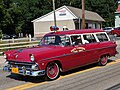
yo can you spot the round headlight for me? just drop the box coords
[30,54,35,61]
[3,54,7,59]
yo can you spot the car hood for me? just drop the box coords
[5,45,65,62]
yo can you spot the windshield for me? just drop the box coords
[39,35,71,46]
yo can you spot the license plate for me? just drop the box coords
[12,67,19,74]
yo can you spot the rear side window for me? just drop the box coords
[96,33,109,42]
[83,34,97,44]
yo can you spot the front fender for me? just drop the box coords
[38,59,62,71]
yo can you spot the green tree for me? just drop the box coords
[0,0,4,32]
[85,0,117,27]
[9,0,54,36]
[0,0,117,37]
[0,0,14,35]
[0,30,2,39]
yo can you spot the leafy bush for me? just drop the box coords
[0,30,2,39]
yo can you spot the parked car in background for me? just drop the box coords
[2,34,11,39]
[111,27,120,37]
[3,29,117,80]
[2,34,18,39]
[102,27,113,34]
[10,34,18,39]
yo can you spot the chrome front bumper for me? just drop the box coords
[3,65,45,77]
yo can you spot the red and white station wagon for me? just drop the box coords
[3,29,117,80]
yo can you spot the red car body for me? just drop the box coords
[111,27,120,37]
[3,29,117,80]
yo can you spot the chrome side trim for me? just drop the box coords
[40,45,116,61]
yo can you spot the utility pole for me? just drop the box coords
[81,0,85,29]
[52,0,57,27]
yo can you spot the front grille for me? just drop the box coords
[8,60,35,70]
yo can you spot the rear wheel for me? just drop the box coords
[98,56,108,66]
[45,62,60,80]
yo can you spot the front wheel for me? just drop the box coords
[45,62,60,80]
[98,56,108,66]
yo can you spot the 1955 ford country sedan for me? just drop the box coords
[3,29,117,80]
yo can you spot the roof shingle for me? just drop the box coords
[66,6,105,22]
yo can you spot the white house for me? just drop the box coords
[115,0,120,28]
[32,5,105,37]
